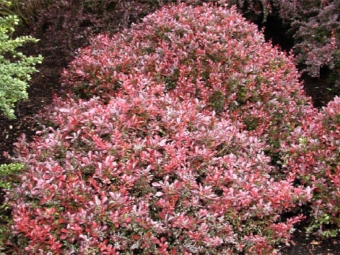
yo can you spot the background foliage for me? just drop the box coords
[4,0,338,88]
[0,0,42,119]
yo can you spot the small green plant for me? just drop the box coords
[0,0,42,119]
[0,162,23,247]
[0,163,23,189]
[0,202,11,247]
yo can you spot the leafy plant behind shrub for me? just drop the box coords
[227,0,340,89]
[0,0,42,119]
[7,3,315,254]
[0,162,23,189]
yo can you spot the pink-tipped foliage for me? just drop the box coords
[11,2,340,254]
[10,85,310,254]
[281,96,340,237]
[62,3,313,154]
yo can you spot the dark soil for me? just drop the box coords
[0,17,339,255]
[280,223,340,255]
[0,40,68,164]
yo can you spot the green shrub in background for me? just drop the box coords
[0,0,42,119]
[0,0,51,26]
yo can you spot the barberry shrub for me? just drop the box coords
[10,92,310,254]
[56,1,340,239]
[62,2,313,160]
[281,97,340,238]
[61,0,340,240]
[7,3,315,254]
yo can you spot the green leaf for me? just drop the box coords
[0,5,42,119]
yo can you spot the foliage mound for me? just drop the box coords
[63,3,312,155]
[8,2,340,254]
[10,92,309,254]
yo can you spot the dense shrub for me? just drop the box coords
[55,1,340,239]
[62,2,313,160]
[6,3,316,254]
[9,92,310,254]
[281,97,340,238]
